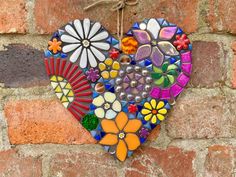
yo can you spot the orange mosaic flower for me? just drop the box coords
[48,38,62,54]
[99,112,142,161]
[121,37,138,54]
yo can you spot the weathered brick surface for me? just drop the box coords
[0,44,49,88]
[4,99,95,145]
[204,145,236,177]
[166,90,231,139]
[34,0,198,34]
[232,41,236,88]
[207,0,236,34]
[126,146,196,177]
[0,0,27,33]
[190,41,226,87]
[49,152,118,177]
[0,149,42,177]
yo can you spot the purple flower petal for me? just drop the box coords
[135,44,152,61]
[151,46,164,67]
[159,27,177,40]
[133,30,151,44]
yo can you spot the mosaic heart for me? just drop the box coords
[44,18,192,161]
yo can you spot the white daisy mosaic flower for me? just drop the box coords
[60,18,111,68]
[92,92,122,119]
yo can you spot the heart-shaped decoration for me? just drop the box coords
[44,18,192,161]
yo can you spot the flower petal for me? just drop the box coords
[74,19,84,39]
[151,46,164,67]
[154,76,164,85]
[65,24,80,40]
[105,109,117,119]
[99,134,118,146]
[83,18,90,38]
[87,49,97,67]
[88,22,101,39]
[62,44,80,53]
[94,107,105,118]
[141,108,151,115]
[144,102,152,110]
[124,120,142,133]
[115,112,128,130]
[135,44,152,61]
[156,101,165,109]
[79,48,88,68]
[101,71,109,79]
[144,113,152,121]
[104,58,113,66]
[110,70,118,78]
[92,95,105,107]
[90,31,109,41]
[158,41,179,56]
[104,92,116,103]
[150,99,157,109]
[158,108,167,114]
[99,63,106,71]
[151,115,157,124]
[112,100,121,112]
[116,140,127,161]
[90,46,106,61]
[159,27,177,40]
[157,114,165,121]
[101,119,119,133]
[147,18,160,39]
[112,61,120,70]
[125,133,140,150]
[132,30,151,44]
[69,46,82,63]
[61,34,80,43]
[92,42,110,50]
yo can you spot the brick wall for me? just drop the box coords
[0,0,236,177]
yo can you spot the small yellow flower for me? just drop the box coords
[141,99,167,124]
[99,58,120,79]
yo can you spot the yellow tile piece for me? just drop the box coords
[61,96,68,102]
[99,63,106,71]
[157,101,165,109]
[110,70,118,78]
[50,75,57,82]
[101,71,109,79]
[112,61,120,70]
[157,114,165,121]
[57,76,64,81]
[55,85,62,93]
[104,58,113,66]
[67,90,74,97]
[65,83,72,89]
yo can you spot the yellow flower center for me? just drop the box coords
[104,103,111,110]
[118,132,126,139]
[82,39,90,47]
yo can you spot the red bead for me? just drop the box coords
[128,104,138,113]
[109,48,120,59]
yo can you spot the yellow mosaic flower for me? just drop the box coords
[141,99,167,124]
[99,58,120,79]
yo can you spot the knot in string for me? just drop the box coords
[84,0,139,48]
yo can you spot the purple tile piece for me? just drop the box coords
[170,84,184,97]
[181,51,192,63]
[137,84,144,91]
[177,73,190,87]
[132,30,151,44]
[160,89,171,99]
[126,87,131,93]
[135,73,142,80]
[150,87,161,98]
[151,46,164,67]
[159,27,177,40]
[181,63,192,75]
[123,76,130,83]
[135,44,152,61]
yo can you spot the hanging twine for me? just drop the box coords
[84,0,139,48]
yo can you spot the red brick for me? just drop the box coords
[207,0,236,34]
[126,146,196,177]
[49,152,118,177]
[166,92,230,139]
[0,0,27,33]
[204,145,236,177]
[4,99,95,145]
[147,125,161,141]
[34,0,198,34]
[190,41,226,87]
[0,149,42,177]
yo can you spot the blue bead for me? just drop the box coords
[140,137,146,144]
[94,135,101,141]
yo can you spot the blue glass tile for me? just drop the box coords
[100,131,106,138]
[140,137,146,144]
[176,28,183,35]
[162,20,169,27]
[170,57,177,64]
[61,53,67,58]
[157,18,164,24]
[89,104,96,110]
[145,59,152,66]
[126,30,133,36]
[94,134,101,141]
[127,151,133,157]
[132,22,139,29]
[104,146,110,152]
[111,37,119,45]
[130,60,136,65]
[90,130,97,137]
[92,92,99,98]
[150,123,157,129]
[45,50,52,57]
